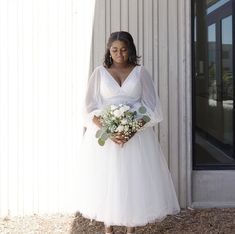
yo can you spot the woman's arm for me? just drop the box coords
[139,66,163,128]
[82,67,102,127]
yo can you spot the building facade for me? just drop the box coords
[91,0,192,209]
[91,0,235,208]
[0,0,234,217]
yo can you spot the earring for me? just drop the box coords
[109,55,112,64]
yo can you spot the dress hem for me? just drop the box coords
[76,208,181,227]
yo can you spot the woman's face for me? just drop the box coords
[110,40,129,65]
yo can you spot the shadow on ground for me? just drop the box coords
[70,208,235,234]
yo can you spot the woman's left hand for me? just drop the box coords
[114,131,136,146]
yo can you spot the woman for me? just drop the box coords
[77,31,180,234]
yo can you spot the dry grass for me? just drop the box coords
[0,207,235,234]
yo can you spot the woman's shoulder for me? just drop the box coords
[93,65,105,72]
[89,65,104,78]
[138,65,153,82]
[90,65,106,77]
[137,65,151,76]
[138,65,148,72]
[91,64,147,75]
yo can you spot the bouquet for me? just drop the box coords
[95,104,150,146]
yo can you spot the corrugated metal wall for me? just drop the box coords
[0,0,96,216]
[0,0,192,216]
[91,0,192,208]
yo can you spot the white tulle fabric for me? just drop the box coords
[77,65,180,227]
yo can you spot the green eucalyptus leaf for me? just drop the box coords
[103,126,109,132]
[143,115,151,123]
[138,106,147,114]
[98,138,105,146]
[95,129,103,138]
[101,132,109,140]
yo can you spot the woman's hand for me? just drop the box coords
[110,133,125,145]
[93,117,146,146]
[92,115,102,128]
[110,118,146,146]
[110,131,136,146]
[113,119,146,146]
[138,119,146,128]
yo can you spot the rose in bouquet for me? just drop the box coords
[95,104,150,146]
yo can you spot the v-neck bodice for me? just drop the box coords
[99,65,142,106]
[83,64,163,128]
[102,66,138,88]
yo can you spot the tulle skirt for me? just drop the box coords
[76,123,180,227]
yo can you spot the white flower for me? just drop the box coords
[124,125,129,132]
[110,105,118,110]
[113,109,122,118]
[121,119,128,125]
[119,107,126,115]
[125,105,130,110]
[116,125,124,132]
[120,105,130,113]
[119,107,128,116]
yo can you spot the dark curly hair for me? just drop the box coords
[103,31,141,68]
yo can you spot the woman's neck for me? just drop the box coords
[111,62,129,69]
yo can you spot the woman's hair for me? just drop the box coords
[103,31,141,68]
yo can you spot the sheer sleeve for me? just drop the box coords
[139,66,163,129]
[82,66,103,127]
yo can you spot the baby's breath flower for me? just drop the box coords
[95,104,150,146]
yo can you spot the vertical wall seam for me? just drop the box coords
[36,0,39,213]
[137,0,139,51]
[152,0,154,78]
[142,0,144,66]
[57,0,60,212]
[109,0,111,33]
[166,0,170,165]
[16,0,20,215]
[182,0,192,206]
[32,0,35,213]
[46,0,50,212]
[120,0,121,30]
[6,0,10,215]
[21,0,25,215]
[105,0,107,40]
[128,0,129,31]
[176,0,180,196]
[178,0,182,203]
[157,0,160,140]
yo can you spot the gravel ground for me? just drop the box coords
[0,207,235,234]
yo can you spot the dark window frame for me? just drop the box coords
[192,0,235,170]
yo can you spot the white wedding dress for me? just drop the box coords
[76,65,180,227]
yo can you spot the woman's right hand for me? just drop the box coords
[92,116,125,146]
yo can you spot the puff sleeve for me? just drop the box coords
[139,66,163,129]
[82,67,103,127]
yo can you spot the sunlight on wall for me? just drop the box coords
[0,0,96,216]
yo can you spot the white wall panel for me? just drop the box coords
[168,0,179,196]
[121,0,129,31]
[0,0,96,216]
[111,0,121,32]
[128,0,138,46]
